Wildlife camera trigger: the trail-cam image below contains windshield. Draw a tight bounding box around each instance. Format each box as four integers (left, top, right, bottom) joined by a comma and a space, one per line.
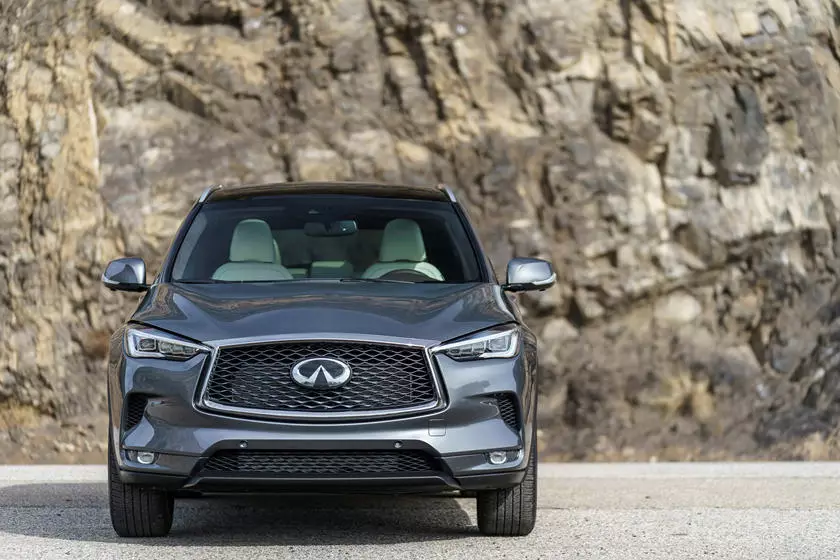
170, 194, 482, 284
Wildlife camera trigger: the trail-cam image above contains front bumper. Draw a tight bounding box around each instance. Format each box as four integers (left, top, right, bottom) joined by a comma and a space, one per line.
108, 335, 537, 493
119, 467, 527, 494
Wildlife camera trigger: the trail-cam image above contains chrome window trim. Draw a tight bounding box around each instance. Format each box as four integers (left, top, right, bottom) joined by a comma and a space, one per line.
439, 183, 457, 203
193, 335, 447, 422
197, 183, 223, 203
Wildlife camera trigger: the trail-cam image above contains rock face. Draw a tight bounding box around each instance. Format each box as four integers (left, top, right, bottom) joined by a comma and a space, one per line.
4, 0, 840, 460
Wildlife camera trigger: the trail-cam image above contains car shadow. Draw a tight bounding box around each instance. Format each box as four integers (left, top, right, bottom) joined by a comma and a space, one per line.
0, 482, 477, 545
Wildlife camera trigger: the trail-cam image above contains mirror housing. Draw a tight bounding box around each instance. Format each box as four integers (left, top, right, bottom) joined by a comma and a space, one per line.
102, 257, 149, 292
502, 258, 556, 292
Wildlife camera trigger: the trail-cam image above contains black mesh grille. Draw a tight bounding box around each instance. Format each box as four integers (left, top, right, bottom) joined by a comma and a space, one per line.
124, 394, 148, 430
203, 341, 437, 414
201, 450, 439, 475
495, 393, 520, 431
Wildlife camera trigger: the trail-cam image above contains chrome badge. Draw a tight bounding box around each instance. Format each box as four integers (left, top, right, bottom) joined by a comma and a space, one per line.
290, 357, 352, 389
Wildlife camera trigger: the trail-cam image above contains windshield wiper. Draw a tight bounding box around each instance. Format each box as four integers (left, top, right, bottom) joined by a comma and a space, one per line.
176, 279, 304, 284
176, 278, 420, 285
339, 277, 413, 284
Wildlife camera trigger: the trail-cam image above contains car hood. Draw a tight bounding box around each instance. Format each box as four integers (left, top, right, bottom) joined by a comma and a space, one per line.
131, 281, 519, 346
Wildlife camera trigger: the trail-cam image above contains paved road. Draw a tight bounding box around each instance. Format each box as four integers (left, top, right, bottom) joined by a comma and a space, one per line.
0, 462, 837, 559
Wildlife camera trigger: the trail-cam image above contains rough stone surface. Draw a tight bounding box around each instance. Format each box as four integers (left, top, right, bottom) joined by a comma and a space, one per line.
654, 292, 703, 325
4, 0, 840, 461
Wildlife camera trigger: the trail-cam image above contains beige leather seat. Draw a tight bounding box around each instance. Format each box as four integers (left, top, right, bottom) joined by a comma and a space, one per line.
361, 219, 444, 281
212, 219, 294, 281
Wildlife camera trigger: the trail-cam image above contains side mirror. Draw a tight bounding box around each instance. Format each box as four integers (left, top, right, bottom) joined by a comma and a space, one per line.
502, 258, 556, 292
102, 257, 149, 292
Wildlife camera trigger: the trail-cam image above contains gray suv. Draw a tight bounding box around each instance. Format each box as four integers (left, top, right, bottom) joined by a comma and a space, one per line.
102, 182, 555, 538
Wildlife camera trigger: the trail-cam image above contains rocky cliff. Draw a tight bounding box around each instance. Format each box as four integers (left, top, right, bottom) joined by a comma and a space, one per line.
3, 0, 840, 462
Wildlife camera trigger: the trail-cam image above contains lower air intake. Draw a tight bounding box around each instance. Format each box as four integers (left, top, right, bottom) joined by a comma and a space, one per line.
201, 450, 439, 476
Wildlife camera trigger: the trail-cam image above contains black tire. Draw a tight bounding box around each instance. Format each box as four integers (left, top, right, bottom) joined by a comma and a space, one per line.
108, 437, 174, 538
476, 441, 538, 536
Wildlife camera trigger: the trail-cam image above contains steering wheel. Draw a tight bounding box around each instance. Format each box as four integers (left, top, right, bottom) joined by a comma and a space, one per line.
378, 269, 440, 282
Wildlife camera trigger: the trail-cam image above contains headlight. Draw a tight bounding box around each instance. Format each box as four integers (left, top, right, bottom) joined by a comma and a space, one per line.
124, 326, 209, 360
434, 326, 520, 361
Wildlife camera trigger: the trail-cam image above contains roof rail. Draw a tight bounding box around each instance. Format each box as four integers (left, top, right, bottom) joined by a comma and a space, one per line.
197, 183, 223, 203
438, 183, 457, 203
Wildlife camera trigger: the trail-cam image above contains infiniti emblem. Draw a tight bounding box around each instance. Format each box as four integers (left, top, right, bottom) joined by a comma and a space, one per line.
291, 357, 352, 390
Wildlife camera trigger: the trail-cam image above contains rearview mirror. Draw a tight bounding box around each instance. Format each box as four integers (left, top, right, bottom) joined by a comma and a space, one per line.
303, 220, 358, 237
102, 257, 149, 292
503, 258, 556, 292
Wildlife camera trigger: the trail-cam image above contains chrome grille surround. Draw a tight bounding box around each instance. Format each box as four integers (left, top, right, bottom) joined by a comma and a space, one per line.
195, 335, 446, 422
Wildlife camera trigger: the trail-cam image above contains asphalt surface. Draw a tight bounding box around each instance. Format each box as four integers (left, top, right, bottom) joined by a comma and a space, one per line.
0, 462, 837, 559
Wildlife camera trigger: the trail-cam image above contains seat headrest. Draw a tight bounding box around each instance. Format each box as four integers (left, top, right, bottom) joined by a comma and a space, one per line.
379, 219, 426, 263
229, 219, 276, 263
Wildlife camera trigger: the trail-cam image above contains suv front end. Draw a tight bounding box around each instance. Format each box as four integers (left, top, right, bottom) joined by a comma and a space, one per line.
102, 182, 555, 538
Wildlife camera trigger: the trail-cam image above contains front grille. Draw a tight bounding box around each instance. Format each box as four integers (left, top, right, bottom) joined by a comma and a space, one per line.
201, 450, 439, 475
124, 394, 148, 430
202, 341, 437, 416
495, 393, 520, 431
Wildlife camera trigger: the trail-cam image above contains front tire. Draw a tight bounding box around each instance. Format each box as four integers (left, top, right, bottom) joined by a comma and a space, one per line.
108, 436, 174, 537
476, 441, 538, 536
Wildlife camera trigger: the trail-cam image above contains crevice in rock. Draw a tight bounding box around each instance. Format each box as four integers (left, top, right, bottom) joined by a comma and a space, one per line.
367, 0, 446, 123
443, 42, 480, 112
475, 2, 542, 121
619, 0, 634, 61
138, 0, 242, 29
274, 0, 303, 42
